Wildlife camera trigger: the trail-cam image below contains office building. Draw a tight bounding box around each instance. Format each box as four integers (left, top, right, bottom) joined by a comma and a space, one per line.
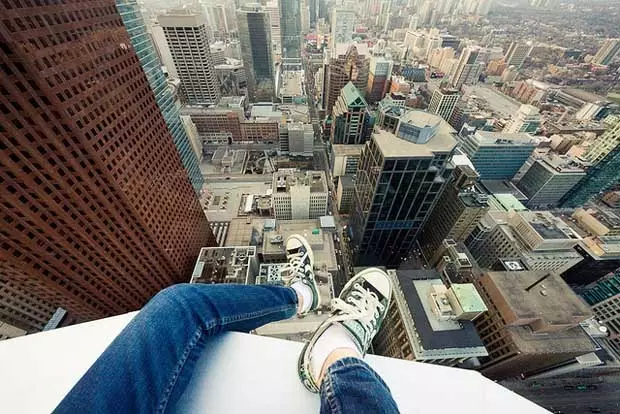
428, 87, 461, 122
331, 9, 356, 47
516, 155, 588, 208
373, 269, 488, 366
602, 191, 620, 208
331, 144, 364, 179
582, 115, 620, 163
560, 143, 620, 208
581, 271, 620, 306
471, 271, 596, 380
351, 111, 458, 266
281, 122, 314, 156
279, 0, 303, 69
118, 1, 203, 193
237, 4, 275, 102
559, 209, 620, 286
367, 57, 393, 104
450, 47, 483, 89
458, 131, 538, 180
467, 211, 584, 273
336, 176, 356, 214
503, 104, 541, 134
324, 44, 370, 116
419, 164, 489, 260
150, 21, 179, 78
331, 82, 375, 145
504, 42, 532, 68
592, 38, 620, 66
591, 292, 620, 360
0, 2, 215, 331
265, 1, 282, 58
158, 11, 221, 105
272, 170, 329, 219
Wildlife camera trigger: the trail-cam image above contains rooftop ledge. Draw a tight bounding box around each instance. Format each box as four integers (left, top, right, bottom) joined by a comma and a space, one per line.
0, 312, 549, 413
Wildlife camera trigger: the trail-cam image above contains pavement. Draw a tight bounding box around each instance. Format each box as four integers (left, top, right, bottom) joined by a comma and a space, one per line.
502, 376, 620, 414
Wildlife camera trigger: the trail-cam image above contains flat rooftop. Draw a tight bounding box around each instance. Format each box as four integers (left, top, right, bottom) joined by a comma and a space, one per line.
332, 144, 364, 157
475, 131, 538, 146
250, 104, 283, 120
488, 194, 528, 212
519, 211, 580, 240
507, 324, 598, 355
479, 180, 529, 201
484, 271, 592, 325
190, 246, 256, 284
374, 113, 457, 157
280, 71, 304, 97
540, 155, 587, 173
273, 170, 328, 194
395, 270, 487, 353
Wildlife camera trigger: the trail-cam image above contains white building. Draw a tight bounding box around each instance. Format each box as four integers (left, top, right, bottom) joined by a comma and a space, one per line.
428, 87, 461, 122
272, 170, 329, 219
282, 122, 314, 156
158, 11, 221, 105
450, 47, 484, 89
504, 42, 532, 68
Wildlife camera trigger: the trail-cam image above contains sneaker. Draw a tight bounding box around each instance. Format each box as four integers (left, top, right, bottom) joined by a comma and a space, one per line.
298, 268, 392, 393
282, 234, 320, 313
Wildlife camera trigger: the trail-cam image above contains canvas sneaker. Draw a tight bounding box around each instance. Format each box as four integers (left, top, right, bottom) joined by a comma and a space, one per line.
297, 267, 392, 393
282, 234, 320, 313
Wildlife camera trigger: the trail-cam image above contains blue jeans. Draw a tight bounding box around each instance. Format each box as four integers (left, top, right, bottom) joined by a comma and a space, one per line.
54, 284, 399, 414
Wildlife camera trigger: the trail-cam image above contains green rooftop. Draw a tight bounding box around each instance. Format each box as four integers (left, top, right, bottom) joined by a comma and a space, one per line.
341, 81, 367, 108
451, 284, 488, 313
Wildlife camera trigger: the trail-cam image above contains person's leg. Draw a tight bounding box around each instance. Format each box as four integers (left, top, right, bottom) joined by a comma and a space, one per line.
55, 234, 321, 414
54, 284, 298, 414
298, 268, 400, 413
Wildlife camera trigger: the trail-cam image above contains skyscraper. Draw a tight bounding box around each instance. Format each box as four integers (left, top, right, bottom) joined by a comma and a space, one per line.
592, 38, 620, 66
159, 11, 221, 105
516, 155, 587, 208
325, 44, 370, 116
450, 47, 483, 89
419, 163, 489, 260
351, 111, 457, 266
582, 115, 620, 163
458, 131, 537, 180
0, 0, 216, 331
504, 42, 532, 68
331, 82, 375, 145
279, 0, 302, 69
560, 145, 620, 207
237, 4, 275, 102
117, 0, 203, 192
366, 57, 393, 104
427, 87, 461, 122
331, 9, 356, 48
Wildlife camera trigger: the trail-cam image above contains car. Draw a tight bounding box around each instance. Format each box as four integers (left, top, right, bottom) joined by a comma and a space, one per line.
586, 384, 597, 390
563, 385, 574, 390
225, 177, 231, 180
589, 408, 601, 413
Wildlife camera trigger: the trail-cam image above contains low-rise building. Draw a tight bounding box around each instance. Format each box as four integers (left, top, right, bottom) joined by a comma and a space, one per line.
467, 211, 584, 274
331, 144, 363, 179
190, 246, 259, 285
272, 170, 329, 220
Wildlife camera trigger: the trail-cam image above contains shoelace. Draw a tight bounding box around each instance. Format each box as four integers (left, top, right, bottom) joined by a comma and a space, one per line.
329, 283, 384, 346
281, 251, 308, 283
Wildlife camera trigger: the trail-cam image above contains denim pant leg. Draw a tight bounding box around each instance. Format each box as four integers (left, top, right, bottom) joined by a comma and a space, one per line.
54, 283, 298, 414
320, 357, 400, 414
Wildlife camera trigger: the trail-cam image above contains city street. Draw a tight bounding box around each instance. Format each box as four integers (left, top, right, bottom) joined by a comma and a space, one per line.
503, 376, 620, 414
